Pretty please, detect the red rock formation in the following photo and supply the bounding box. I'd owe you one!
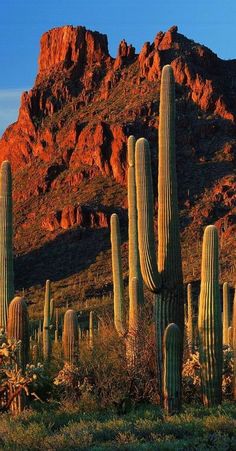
[0,24,236,293]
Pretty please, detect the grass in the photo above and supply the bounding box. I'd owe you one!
[0,402,235,450]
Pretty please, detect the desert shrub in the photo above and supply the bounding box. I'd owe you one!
[182,350,233,403]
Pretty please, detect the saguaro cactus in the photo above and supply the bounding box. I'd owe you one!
[110,213,126,337]
[62,309,79,364]
[223,282,229,346]
[43,279,51,361]
[0,161,14,329]
[186,283,194,354]
[198,225,222,406]
[7,296,29,369]
[135,67,183,399]
[163,323,181,415]
[128,135,144,305]
[126,276,140,367]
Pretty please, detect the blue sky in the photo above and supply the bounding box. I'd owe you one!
[0,0,236,135]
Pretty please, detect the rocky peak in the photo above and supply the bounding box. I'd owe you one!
[37,25,110,80]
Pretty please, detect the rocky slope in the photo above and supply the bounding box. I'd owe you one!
[0,25,236,314]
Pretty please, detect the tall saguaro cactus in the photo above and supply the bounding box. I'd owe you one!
[7,296,29,370]
[135,65,183,401]
[163,323,181,415]
[198,225,222,406]
[223,282,229,346]
[43,279,51,361]
[0,161,14,329]
[63,309,79,364]
[110,213,126,337]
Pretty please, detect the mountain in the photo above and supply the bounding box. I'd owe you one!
[0,25,235,315]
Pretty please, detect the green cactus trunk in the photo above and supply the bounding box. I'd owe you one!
[0,161,14,330]
[110,213,126,337]
[63,309,79,364]
[128,136,144,305]
[7,296,29,370]
[223,282,229,346]
[126,276,140,367]
[43,279,51,361]
[136,66,183,401]
[198,225,222,406]
[186,283,194,354]
[163,323,181,415]
[156,64,184,398]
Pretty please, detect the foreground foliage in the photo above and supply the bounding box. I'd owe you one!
[0,403,235,450]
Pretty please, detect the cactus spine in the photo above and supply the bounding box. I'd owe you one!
[0,161,14,329]
[135,65,183,400]
[62,309,79,364]
[186,283,194,354]
[110,213,126,337]
[198,225,222,406]
[7,296,29,370]
[43,279,51,361]
[222,282,229,346]
[128,136,144,305]
[163,323,181,415]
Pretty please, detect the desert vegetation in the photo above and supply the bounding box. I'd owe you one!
[0,64,235,449]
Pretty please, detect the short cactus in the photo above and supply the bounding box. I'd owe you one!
[0,161,14,329]
[62,309,79,364]
[198,225,222,406]
[7,296,29,370]
[163,323,181,415]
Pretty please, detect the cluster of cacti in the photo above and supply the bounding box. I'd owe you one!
[62,309,79,364]
[0,67,235,419]
[0,161,14,329]
[198,225,222,407]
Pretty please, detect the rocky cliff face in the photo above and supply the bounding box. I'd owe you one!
[0,25,236,309]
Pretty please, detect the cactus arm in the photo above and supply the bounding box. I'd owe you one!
[128,135,144,305]
[135,138,159,293]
